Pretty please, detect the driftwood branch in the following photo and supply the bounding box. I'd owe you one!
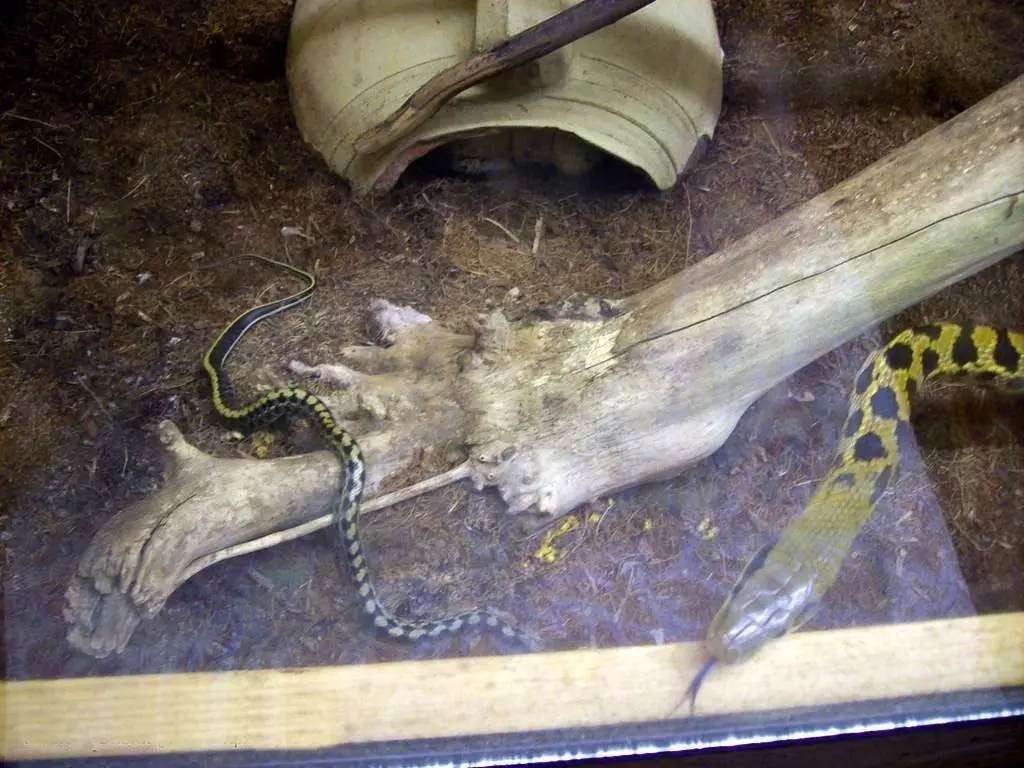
[66,75,1024,657]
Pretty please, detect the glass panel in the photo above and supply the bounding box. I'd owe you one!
[2,0,1022,764]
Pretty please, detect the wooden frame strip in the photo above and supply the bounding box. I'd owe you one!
[3,613,1023,760]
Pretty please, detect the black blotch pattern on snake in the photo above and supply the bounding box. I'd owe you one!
[706,323,1024,665]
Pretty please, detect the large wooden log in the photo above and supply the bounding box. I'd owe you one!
[65,75,1024,658]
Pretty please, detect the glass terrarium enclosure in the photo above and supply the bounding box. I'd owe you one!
[2,0,1022,764]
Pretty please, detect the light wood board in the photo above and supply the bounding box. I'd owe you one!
[3,612,1023,760]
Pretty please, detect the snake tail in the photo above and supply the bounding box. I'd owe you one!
[706,323,1023,665]
[203,255,535,650]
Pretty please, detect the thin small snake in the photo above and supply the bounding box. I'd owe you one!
[203,256,536,648]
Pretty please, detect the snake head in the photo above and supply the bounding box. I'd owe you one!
[705,542,823,664]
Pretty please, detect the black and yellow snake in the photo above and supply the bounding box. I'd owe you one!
[203,256,532,647]
[687,322,1024,705]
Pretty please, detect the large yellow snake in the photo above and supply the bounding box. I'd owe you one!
[687,323,1024,705]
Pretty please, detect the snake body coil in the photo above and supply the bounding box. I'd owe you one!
[695,323,1023,691]
[203,257,531,647]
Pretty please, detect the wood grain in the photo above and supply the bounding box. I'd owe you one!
[4,613,1023,760]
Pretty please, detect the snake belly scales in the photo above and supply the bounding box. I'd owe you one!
[202,256,531,647]
[686,321,1024,703]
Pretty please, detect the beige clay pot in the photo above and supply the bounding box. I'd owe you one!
[287,0,724,195]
